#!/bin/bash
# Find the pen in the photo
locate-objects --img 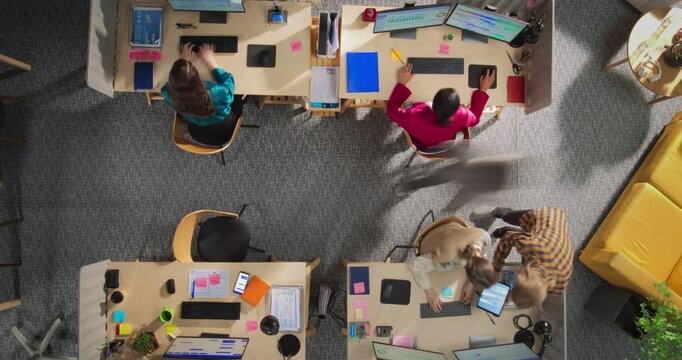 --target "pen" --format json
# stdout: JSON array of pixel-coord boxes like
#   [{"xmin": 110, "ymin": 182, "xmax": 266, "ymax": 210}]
[
  {"xmin": 175, "ymin": 23, "xmax": 196, "ymax": 29},
  {"xmin": 191, "ymin": 280, "xmax": 196, "ymax": 299},
  {"xmin": 390, "ymin": 48, "xmax": 405, "ymax": 65}
]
